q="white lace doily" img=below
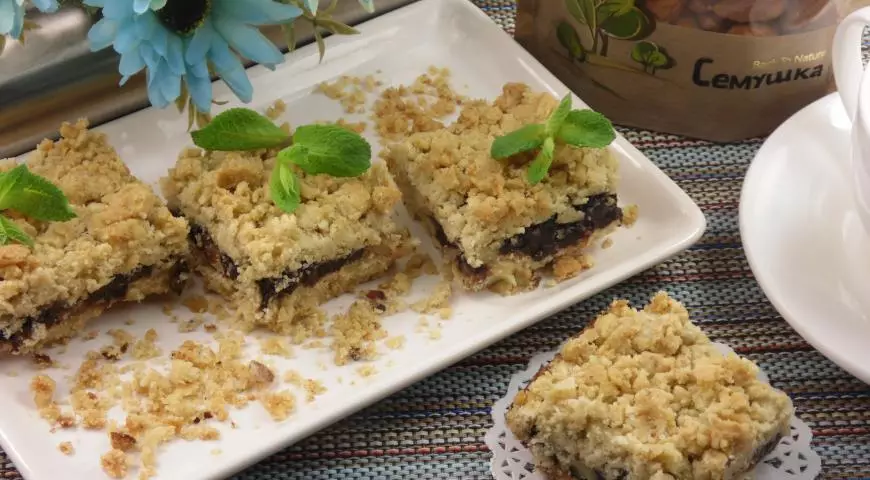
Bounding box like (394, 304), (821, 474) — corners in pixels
(485, 343), (822, 480)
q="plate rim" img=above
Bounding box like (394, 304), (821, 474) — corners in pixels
(0, 0), (707, 478)
(739, 91), (870, 385)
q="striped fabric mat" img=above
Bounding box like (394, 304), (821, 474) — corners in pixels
(3, 1), (869, 479)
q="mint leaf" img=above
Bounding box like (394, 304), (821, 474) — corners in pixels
(291, 124), (371, 177)
(527, 137), (555, 185)
(0, 165), (76, 221)
(557, 110), (616, 148)
(0, 215), (33, 247)
(490, 124), (547, 159)
(191, 108), (290, 151)
(270, 154), (303, 214)
(546, 94), (573, 136)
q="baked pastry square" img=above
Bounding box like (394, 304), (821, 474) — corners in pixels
(506, 292), (794, 480)
(0, 120), (190, 354)
(161, 146), (413, 337)
(384, 83), (624, 294)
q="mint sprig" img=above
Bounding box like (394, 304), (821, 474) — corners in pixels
(191, 109), (373, 214)
(490, 93), (616, 185)
(0, 164), (77, 247)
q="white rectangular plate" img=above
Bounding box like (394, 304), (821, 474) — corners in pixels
(0, 1), (706, 478)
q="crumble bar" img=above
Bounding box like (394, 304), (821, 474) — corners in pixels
(384, 83), (624, 294)
(161, 146), (413, 335)
(0, 120), (189, 354)
(506, 292), (793, 480)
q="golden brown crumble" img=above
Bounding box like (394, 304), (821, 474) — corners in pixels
(551, 255), (593, 282)
(101, 449), (129, 479)
(265, 99), (287, 120)
(58, 441), (75, 456)
(111, 432), (137, 452)
(260, 337), (293, 358)
(314, 74), (381, 113)
(282, 370), (303, 386)
(601, 238), (614, 249)
(411, 280), (452, 319)
(506, 292), (793, 479)
(259, 390), (296, 421)
(330, 300), (387, 366)
(0, 119), (189, 354)
(30, 374), (56, 408)
(385, 336), (406, 350)
(623, 204), (639, 227)
(178, 316), (205, 333)
(356, 365), (377, 377)
(303, 379), (327, 402)
(372, 67), (463, 142)
(131, 329), (161, 360)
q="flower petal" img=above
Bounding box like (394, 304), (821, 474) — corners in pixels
(31, 0), (59, 13)
(0, 1), (19, 36)
(212, 19), (284, 67)
(101, 0), (133, 19)
(87, 18), (119, 51)
(185, 71), (213, 113)
(119, 48), (146, 77)
(209, 40), (253, 103)
(113, 19), (142, 54)
(159, 72), (181, 104)
(213, 0), (302, 25)
(134, 10), (159, 40)
(133, 0), (151, 14)
(165, 33), (185, 76)
(185, 19), (216, 64)
(149, 24), (168, 57)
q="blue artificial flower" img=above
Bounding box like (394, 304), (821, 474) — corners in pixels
(0, 0), (58, 39)
(84, 0), (301, 112)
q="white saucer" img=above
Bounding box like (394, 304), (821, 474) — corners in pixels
(741, 92), (870, 384)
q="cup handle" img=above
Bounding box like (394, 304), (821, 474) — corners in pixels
(833, 8), (870, 121)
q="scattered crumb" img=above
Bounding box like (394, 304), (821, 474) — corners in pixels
(356, 365), (378, 377)
(403, 252), (437, 279)
(303, 379), (327, 402)
(84, 330), (100, 341)
(248, 361), (275, 386)
(30, 374), (56, 409)
(131, 329), (162, 360)
(314, 74), (380, 113)
(260, 337), (293, 358)
(428, 328), (442, 340)
(211, 448), (223, 455)
(385, 336), (406, 350)
(330, 300), (386, 366)
(58, 441), (74, 456)
(265, 99), (287, 120)
(602, 238), (614, 249)
(101, 449), (128, 479)
(622, 204), (639, 227)
(32, 353), (56, 369)
(552, 255), (593, 282)
(259, 391), (296, 421)
(372, 67), (462, 142)
(124, 319), (136, 326)
(178, 316), (205, 333)
(110, 432), (137, 452)
(336, 118), (367, 133)
(411, 280), (452, 318)
(283, 370), (303, 386)
(179, 424), (220, 441)
(182, 295), (209, 314)
(204, 324), (218, 333)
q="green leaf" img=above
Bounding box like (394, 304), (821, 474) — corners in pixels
(599, 0), (634, 20)
(527, 137), (555, 185)
(282, 22), (297, 52)
(490, 124), (547, 159)
(191, 108), (290, 151)
(0, 165), (76, 222)
(557, 22), (586, 61)
(557, 110), (616, 148)
(317, 18), (359, 35)
(291, 124), (372, 177)
(648, 50), (668, 68)
(270, 158), (302, 214)
(547, 94), (573, 136)
(600, 7), (650, 40)
(0, 215), (33, 247)
(565, 0), (595, 26)
(630, 40), (658, 65)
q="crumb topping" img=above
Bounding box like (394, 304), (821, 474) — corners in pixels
(161, 146), (405, 281)
(506, 292), (793, 478)
(0, 119), (188, 336)
(384, 83), (619, 267)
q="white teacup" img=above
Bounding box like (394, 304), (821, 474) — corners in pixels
(834, 7), (870, 232)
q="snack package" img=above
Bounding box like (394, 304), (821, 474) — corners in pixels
(516, 0), (868, 141)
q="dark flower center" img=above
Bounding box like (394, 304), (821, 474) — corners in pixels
(157, 0), (211, 35)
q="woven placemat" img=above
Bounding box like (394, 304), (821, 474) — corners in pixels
(3, 1), (868, 479)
